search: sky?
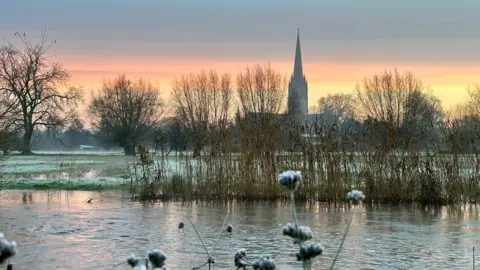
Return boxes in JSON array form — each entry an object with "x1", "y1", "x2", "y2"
[{"x1": 2, "y1": 0, "x2": 480, "y2": 111}]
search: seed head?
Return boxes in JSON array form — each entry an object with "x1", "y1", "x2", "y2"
[
  {"x1": 347, "y1": 189, "x2": 365, "y2": 203},
  {"x1": 207, "y1": 256, "x2": 215, "y2": 264},
  {"x1": 234, "y1": 248, "x2": 248, "y2": 269},
  {"x1": 225, "y1": 224, "x2": 233, "y2": 234},
  {"x1": 252, "y1": 256, "x2": 276, "y2": 270},
  {"x1": 0, "y1": 233, "x2": 17, "y2": 264},
  {"x1": 278, "y1": 171, "x2": 302, "y2": 190},
  {"x1": 127, "y1": 253, "x2": 139, "y2": 267},
  {"x1": 178, "y1": 221, "x2": 185, "y2": 229},
  {"x1": 148, "y1": 249, "x2": 167, "y2": 268},
  {"x1": 296, "y1": 243, "x2": 323, "y2": 261},
  {"x1": 282, "y1": 223, "x2": 313, "y2": 242}
]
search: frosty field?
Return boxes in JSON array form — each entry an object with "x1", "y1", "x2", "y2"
[{"x1": 0, "y1": 152, "x2": 135, "y2": 190}]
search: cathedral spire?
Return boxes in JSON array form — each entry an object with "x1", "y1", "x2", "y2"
[{"x1": 293, "y1": 28, "x2": 303, "y2": 79}]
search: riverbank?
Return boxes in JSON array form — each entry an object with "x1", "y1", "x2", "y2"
[{"x1": 2, "y1": 151, "x2": 480, "y2": 204}]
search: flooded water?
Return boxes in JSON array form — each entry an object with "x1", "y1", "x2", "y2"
[{"x1": 0, "y1": 190, "x2": 479, "y2": 269}]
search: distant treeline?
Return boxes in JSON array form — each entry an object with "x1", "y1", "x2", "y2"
[{"x1": 1, "y1": 31, "x2": 480, "y2": 157}]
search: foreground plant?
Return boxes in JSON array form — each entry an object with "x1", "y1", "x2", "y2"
[
  {"x1": 0, "y1": 232, "x2": 17, "y2": 270},
  {"x1": 116, "y1": 249, "x2": 169, "y2": 269},
  {"x1": 329, "y1": 189, "x2": 366, "y2": 269},
  {"x1": 178, "y1": 211, "x2": 235, "y2": 269},
  {"x1": 278, "y1": 171, "x2": 323, "y2": 270}
]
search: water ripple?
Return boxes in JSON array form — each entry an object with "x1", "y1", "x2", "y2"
[{"x1": 0, "y1": 190, "x2": 479, "y2": 269}]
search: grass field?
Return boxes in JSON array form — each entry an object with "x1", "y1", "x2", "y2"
[
  {"x1": 0, "y1": 153, "x2": 133, "y2": 190},
  {"x1": 0, "y1": 152, "x2": 192, "y2": 191}
]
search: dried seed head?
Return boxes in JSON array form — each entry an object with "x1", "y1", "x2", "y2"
[
  {"x1": 225, "y1": 224, "x2": 233, "y2": 234},
  {"x1": 148, "y1": 249, "x2": 167, "y2": 268},
  {"x1": 234, "y1": 248, "x2": 248, "y2": 269},
  {"x1": 278, "y1": 171, "x2": 302, "y2": 191},
  {"x1": 347, "y1": 190, "x2": 365, "y2": 203},
  {"x1": 0, "y1": 233, "x2": 17, "y2": 264},
  {"x1": 178, "y1": 221, "x2": 185, "y2": 229},
  {"x1": 252, "y1": 256, "x2": 276, "y2": 270},
  {"x1": 282, "y1": 223, "x2": 313, "y2": 242},
  {"x1": 207, "y1": 256, "x2": 215, "y2": 264},
  {"x1": 127, "y1": 253, "x2": 139, "y2": 267},
  {"x1": 296, "y1": 243, "x2": 323, "y2": 261}
]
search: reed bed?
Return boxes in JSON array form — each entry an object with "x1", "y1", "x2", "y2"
[{"x1": 127, "y1": 117, "x2": 480, "y2": 205}]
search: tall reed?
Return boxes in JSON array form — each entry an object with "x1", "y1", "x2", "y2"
[{"x1": 127, "y1": 115, "x2": 480, "y2": 204}]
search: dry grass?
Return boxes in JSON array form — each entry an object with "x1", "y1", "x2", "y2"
[{"x1": 126, "y1": 117, "x2": 480, "y2": 205}]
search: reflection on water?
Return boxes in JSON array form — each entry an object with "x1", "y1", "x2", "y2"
[{"x1": 0, "y1": 190, "x2": 479, "y2": 269}]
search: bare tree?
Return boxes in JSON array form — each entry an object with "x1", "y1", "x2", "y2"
[
  {"x1": 0, "y1": 90, "x2": 19, "y2": 154},
  {"x1": 0, "y1": 31, "x2": 82, "y2": 155},
  {"x1": 464, "y1": 83, "x2": 480, "y2": 116},
  {"x1": 355, "y1": 69, "x2": 423, "y2": 129},
  {"x1": 171, "y1": 70, "x2": 233, "y2": 157},
  {"x1": 236, "y1": 64, "x2": 287, "y2": 116},
  {"x1": 88, "y1": 75, "x2": 165, "y2": 156},
  {"x1": 313, "y1": 93, "x2": 355, "y2": 122},
  {"x1": 236, "y1": 64, "x2": 288, "y2": 151},
  {"x1": 402, "y1": 90, "x2": 445, "y2": 150}
]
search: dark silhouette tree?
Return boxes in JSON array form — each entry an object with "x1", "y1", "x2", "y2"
[
  {"x1": 171, "y1": 70, "x2": 233, "y2": 157},
  {"x1": 88, "y1": 74, "x2": 165, "y2": 156},
  {"x1": 0, "y1": 30, "x2": 82, "y2": 155},
  {"x1": 0, "y1": 90, "x2": 19, "y2": 154}
]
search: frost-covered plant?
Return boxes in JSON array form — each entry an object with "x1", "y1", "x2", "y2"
[
  {"x1": 330, "y1": 189, "x2": 367, "y2": 269},
  {"x1": 225, "y1": 224, "x2": 233, "y2": 235},
  {"x1": 0, "y1": 233, "x2": 17, "y2": 265},
  {"x1": 282, "y1": 223, "x2": 313, "y2": 243},
  {"x1": 121, "y1": 249, "x2": 168, "y2": 270},
  {"x1": 278, "y1": 170, "x2": 302, "y2": 191},
  {"x1": 251, "y1": 256, "x2": 276, "y2": 270},
  {"x1": 296, "y1": 243, "x2": 323, "y2": 261},
  {"x1": 347, "y1": 190, "x2": 365, "y2": 204},
  {"x1": 126, "y1": 253, "x2": 139, "y2": 268},
  {"x1": 148, "y1": 249, "x2": 167, "y2": 268},
  {"x1": 234, "y1": 248, "x2": 248, "y2": 269},
  {"x1": 278, "y1": 171, "x2": 323, "y2": 270}
]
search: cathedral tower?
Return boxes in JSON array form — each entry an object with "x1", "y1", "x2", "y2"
[{"x1": 288, "y1": 29, "x2": 308, "y2": 123}]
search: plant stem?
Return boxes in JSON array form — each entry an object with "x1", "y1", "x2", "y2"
[
  {"x1": 330, "y1": 206, "x2": 354, "y2": 270},
  {"x1": 289, "y1": 190, "x2": 299, "y2": 226},
  {"x1": 184, "y1": 213, "x2": 210, "y2": 257},
  {"x1": 290, "y1": 190, "x2": 307, "y2": 270},
  {"x1": 212, "y1": 210, "x2": 230, "y2": 257}
]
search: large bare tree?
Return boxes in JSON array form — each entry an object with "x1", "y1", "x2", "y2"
[
  {"x1": 0, "y1": 90, "x2": 19, "y2": 154},
  {"x1": 236, "y1": 64, "x2": 288, "y2": 151},
  {"x1": 88, "y1": 74, "x2": 165, "y2": 156},
  {"x1": 0, "y1": 31, "x2": 82, "y2": 155},
  {"x1": 171, "y1": 70, "x2": 233, "y2": 157},
  {"x1": 236, "y1": 64, "x2": 286, "y2": 116},
  {"x1": 355, "y1": 69, "x2": 423, "y2": 128},
  {"x1": 356, "y1": 69, "x2": 444, "y2": 150}
]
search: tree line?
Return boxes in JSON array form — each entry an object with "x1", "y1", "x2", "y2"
[{"x1": 2, "y1": 31, "x2": 480, "y2": 157}]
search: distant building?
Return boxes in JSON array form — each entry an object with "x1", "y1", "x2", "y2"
[
  {"x1": 288, "y1": 29, "x2": 310, "y2": 124},
  {"x1": 238, "y1": 29, "x2": 321, "y2": 135}
]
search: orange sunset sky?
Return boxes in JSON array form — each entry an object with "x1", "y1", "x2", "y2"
[{"x1": 2, "y1": 0, "x2": 480, "y2": 113}]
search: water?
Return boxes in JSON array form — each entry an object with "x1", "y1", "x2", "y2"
[{"x1": 0, "y1": 190, "x2": 479, "y2": 269}]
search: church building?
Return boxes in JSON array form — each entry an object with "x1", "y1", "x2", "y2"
[
  {"x1": 237, "y1": 29, "x2": 321, "y2": 135},
  {"x1": 288, "y1": 29, "x2": 309, "y2": 124}
]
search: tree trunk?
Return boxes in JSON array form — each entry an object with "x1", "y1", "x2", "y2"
[
  {"x1": 124, "y1": 144, "x2": 136, "y2": 156},
  {"x1": 21, "y1": 127, "x2": 33, "y2": 155}
]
